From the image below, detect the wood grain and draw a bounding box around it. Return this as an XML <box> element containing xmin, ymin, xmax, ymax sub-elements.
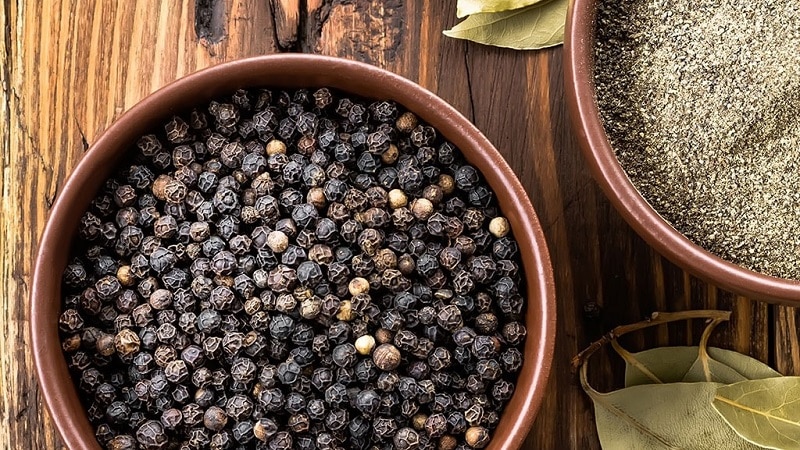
<box><xmin>271</xmin><ymin>0</ymin><xmax>300</xmax><ymax>49</ymax></box>
<box><xmin>2</xmin><ymin>0</ymin><xmax>799</xmax><ymax>448</ymax></box>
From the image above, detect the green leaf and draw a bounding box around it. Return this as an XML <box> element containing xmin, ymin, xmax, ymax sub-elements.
<box><xmin>587</xmin><ymin>382</ymin><xmax>763</xmax><ymax>449</ymax></box>
<box><xmin>713</xmin><ymin>377</ymin><xmax>800</xmax><ymax>450</ymax></box>
<box><xmin>443</xmin><ymin>0</ymin><xmax>567</xmax><ymax>50</ymax></box>
<box><xmin>456</xmin><ymin>0</ymin><xmax>549</xmax><ymax>18</ymax></box>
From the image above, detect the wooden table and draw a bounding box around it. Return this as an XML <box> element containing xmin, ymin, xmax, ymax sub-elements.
<box><xmin>4</xmin><ymin>1</ymin><xmax>799</xmax><ymax>448</ymax></box>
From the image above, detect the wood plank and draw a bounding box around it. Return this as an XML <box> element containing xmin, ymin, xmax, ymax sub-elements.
<box><xmin>271</xmin><ymin>0</ymin><xmax>301</xmax><ymax>49</ymax></box>
<box><xmin>3</xmin><ymin>0</ymin><xmax>798</xmax><ymax>448</ymax></box>
<box><xmin>2</xmin><ymin>1</ymin><xmax>275</xmax><ymax>447</ymax></box>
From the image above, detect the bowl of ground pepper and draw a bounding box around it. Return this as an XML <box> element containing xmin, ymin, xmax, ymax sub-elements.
<box><xmin>565</xmin><ymin>0</ymin><xmax>800</xmax><ymax>303</ymax></box>
<box><xmin>31</xmin><ymin>55</ymin><xmax>556</xmax><ymax>449</ymax></box>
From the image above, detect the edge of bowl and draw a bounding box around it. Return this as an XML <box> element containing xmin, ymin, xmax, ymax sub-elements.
<box><xmin>564</xmin><ymin>0</ymin><xmax>800</xmax><ymax>304</ymax></box>
<box><xmin>32</xmin><ymin>54</ymin><xmax>557</xmax><ymax>449</ymax></box>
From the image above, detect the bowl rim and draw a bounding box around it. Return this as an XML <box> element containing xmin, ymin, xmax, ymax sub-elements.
<box><xmin>564</xmin><ymin>0</ymin><xmax>800</xmax><ymax>304</ymax></box>
<box><xmin>31</xmin><ymin>54</ymin><xmax>556</xmax><ymax>449</ymax></box>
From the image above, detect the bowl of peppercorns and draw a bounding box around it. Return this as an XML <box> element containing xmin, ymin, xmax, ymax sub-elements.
<box><xmin>32</xmin><ymin>55</ymin><xmax>555</xmax><ymax>450</ymax></box>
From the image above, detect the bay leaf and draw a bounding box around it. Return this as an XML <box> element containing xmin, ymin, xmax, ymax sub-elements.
<box><xmin>623</xmin><ymin>346</ymin><xmax>698</xmax><ymax>387</ymax></box>
<box><xmin>683</xmin><ymin>353</ymin><xmax>748</xmax><ymax>384</ymax></box>
<box><xmin>682</xmin><ymin>347</ymin><xmax>781</xmax><ymax>383</ymax></box>
<box><xmin>623</xmin><ymin>347</ymin><xmax>780</xmax><ymax>387</ymax></box>
<box><xmin>588</xmin><ymin>382</ymin><xmax>763</xmax><ymax>449</ymax></box>
<box><xmin>713</xmin><ymin>377</ymin><xmax>800</xmax><ymax>450</ymax></box>
<box><xmin>456</xmin><ymin>0</ymin><xmax>549</xmax><ymax>18</ymax></box>
<box><xmin>707</xmin><ymin>347</ymin><xmax>782</xmax><ymax>380</ymax></box>
<box><xmin>443</xmin><ymin>0</ymin><xmax>567</xmax><ymax>50</ymax></box>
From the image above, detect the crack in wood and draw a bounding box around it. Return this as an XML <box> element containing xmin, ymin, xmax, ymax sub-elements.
<box><xmin>315</xmin><ymin>0</ymin><xmax>404</xmax><ymax>66</ymax></box>
<box><xmin>10</xmin><ymin>89</ymin><xmax>45</xmax><ymax>165</ymax></box>
<box><xmin>2</xmin><ymin>0</ymin><xmax>12</xmax><ymax>170</ymax></box>
<box><xmin>75</xmin><ymin>119</ymin><xmax>89</xmax><ymax>152</ymax></box>
<box><xmin>9</xmin><ymin>86</ymin><xmax>58</xmax><ymax>209</ymax></box>
<box><xmin>296</xmin><ymin>0</ymin><xmax>307</xmax><ymax>51</ymax></box>
<box><xmin>271</xmin><ymin>0</ymin><xmax>300</xmax><ymax>50</ymax></box>
<box><xmin>542</xmin><ymin>179</ymin><xmax>595</xmax><ymax>232</ymax></box>
<box><xmin>299</xmin><ymin>0</ymin><xmax>331</xmax><ymax>52</ymax></box>
<box><xmin>194</xmin><ymin>0</ymin><xmax>226</xmax><ymax>45</ymax></box>
<box><xmin>463</xmin><ymin>43</ymin><xmax>476</xmax><ymax>124</ymax></box>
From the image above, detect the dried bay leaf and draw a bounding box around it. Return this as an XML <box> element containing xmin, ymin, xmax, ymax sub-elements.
<box><xmin>713</xmin><ymin>377</ymin><xmax>800</xmax><ymax>450</ymax></box>
<box><xmin>578</xmin><ymin>312</ymin><xmax>782</xmax><ymax>449</ymax></box>
<box><xmin>456</xmin><ymin>0</ymin><xmax>549</xmax><ymax>18</ymax></box>
<box><xmin>622</xmin><ymin>346</ymin><xmax>779</xmax><ymax>387</ymax></box>
<box><xmin>706</xmin><ymin>347</ymin><xmax>782</xmax><ymax>380</ymax></box>
<box><xmin>582</xmin><ymin>365</ymin><xmax>762</xmax><ymax>449</ymax></box>
<box><xmin>683</xmin><ymin>353</ymin><xmax>749</xmax><ymax>384</ymax></box>
<box><xmin>682</xmin><ymin>347</ymin><xmax>781</xmax><ymax>383</ymax></box>
<box><xmin>443</xmin><ymin>0</ymin><xmax>567</xmax><ymax>50</ymax></box>
<box><xmin>621</xmin><ymin>346</ymin><xmax>699</xmax><ymax>386</ymax></box>
<box><xmin>682</xmin><ymin>319</ymin><xmax>780</xmax><ymax>384</ymax></box>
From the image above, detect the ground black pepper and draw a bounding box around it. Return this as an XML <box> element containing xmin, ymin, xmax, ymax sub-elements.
<box><xmin>596</xmin><ymin>0</ymin><xmax>800</xmax><ymax>279</ymax></box>
<box><xmin>60</xmin><ymin>88</ymin><xmax>525</xmax><ymax>449</ymax></box>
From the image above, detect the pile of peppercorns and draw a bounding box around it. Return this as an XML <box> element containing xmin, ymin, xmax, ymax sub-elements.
<box><xmin>59</xmin><ymin>87</ymin><xmax>526</xmax><ymax>450</ymax></box>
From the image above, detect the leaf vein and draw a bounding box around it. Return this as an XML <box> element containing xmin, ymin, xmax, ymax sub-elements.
<box><xmin>714</xmin><ymin>395</ymin><xmax>800</xmax><ymax>427</ymax></box>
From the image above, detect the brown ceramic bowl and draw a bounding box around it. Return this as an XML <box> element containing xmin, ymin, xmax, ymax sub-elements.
<box><xmin>565</xmin><ymin>0</ymin><xmax>800</xmax><ymax>303</ymax></box>
<box><xmin>32</xmin><ymin>55</ymin><xmax>556</xmax><ymax>449</ymax></box>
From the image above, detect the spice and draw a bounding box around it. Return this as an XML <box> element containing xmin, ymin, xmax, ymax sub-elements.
<box><xmin>373</xmin><ymin>343</ymin><xmax>402</xmax><ymax>371</ymax></box>
<box><xmin>595</xmin><ymin>0</ymin><xmax>800</xmax><ymax>278</ymax></box>
<box><xmin>265</xmin><ymin>139</ymin><xmax>286</xmax><ymax>155</ymax></box>
<box><xmin>396</xmin><ymin>112</ymin><xmax>418</xmax><ymax>133</ymax></box>
<box><xmin>113</xmin><ymin>329</ymin><xmax>139</xmax><ymax>356</ymax></box>
<box><xmin>59</xmin><ymin>88</ymin><xmax>525</xmax><ymax>449</ymax></box>
<box><xmin>388</xmin><ymin>188</ymin><xmax>408</xmax><ymax>209</ymax></box>
<box><xmin>488</xmin><ymin>216</ymin><xmax>510</xmax><ymax>238</ymax></box>
<box><xmin>410</xmin><ymin>198</ymin><xmax>434</xmax><ymax>220</ymax></box>
<box><xmin>347</xmin><ymin>277</ymin><xmax>369</xmax><ymax>296</ymax></box>
<box><xmin>355</xmin><ymin>335</ymin><xmax>376</xmax><ymax>355</ymax></box>
<box><xmin>465</xmin><ymin>426</ymin><xmax>490</xmax><ymax>448</ymax></box>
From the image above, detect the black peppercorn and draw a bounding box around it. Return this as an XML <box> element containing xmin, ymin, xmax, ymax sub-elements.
<box><xmin>500</xmin><ymin>348</ymin><xmax>523</xmax><ymax>374</ymax></box>
<box><xmin>500</xmin><ymin>321</ymin><xmax>526</xmax><ymax>346</ymax></box>
<box><xmin>276</xmin><ymin>359</ymin><xmax>301</xmax><ymax>385</ymax></box>
<box><xmin>428</xmin><ymin>347</ymin><xmax>452</xmax><ymax>372</ymax></box>
<box><xmin>476</xmin><ymin>359</ymin><xmax>502</xmax><ymax>381</ymax></box>
<box><xmin>61</xmin><ymin>89</ymin><xmax>526</xmax><ymax>450</ymax></box>
<box><xmin>373</xmin><ymin>417</ymin><xmax>398</xmax><ymax>441</ymax></box>
<box><xmin>187</xmin><ymin>427</ymin><xmax>211</xmax><ymax>447</ymax></box>
<box><xmin>472</xmin><ymin>336</ymin><xmax>500</xmax><ymax>360</ymax></box>
<box><xmin>109</xmin><ymin>434</ymin><xmax>138</xmax><ymax>450</ymax></box>
<box><xmin>59</xmin><ymin>309</ymin><xmax>85</xmax><ymax>333</ymax></box>
<box><xmin>436</xmin><ymin>305</ymin><xmax>463</xmax><ymax>333</ymax></box>
<box><xmin>231</xmin><ymin>420</ymin><xmax>254</xmax><ymax>444</ymax></box>
<box><xmin>253</xmin><ymin>417</ymin><xmax>278</xmax><ymax>442</ymax></box>
<box><xmin>135</xmin><ymin>420</ymin><xmax>168</xmax><ymax>449</ymax></box>
<box><xmin>465</xmin><ymin>426</ymin><xmax>490</xmax><ymax>448</ymax></box>
<box><xmin>394</xmin><ymin>427</ymin><xmax>421</xmax><ymax>450</ymax></box>
<box><xmin>164</xmin><ymin>360</ymin><xmax>189</xmax><ymax>383</ymax></box>
<box><xmin>296</xmin><ymin>260</ymin><xmax>323</xmax><ymax>287</ymax></box>
<box><xmin>203</xmin><ymin>406</ymin><xmax>228</xmax><ymax>432</ymax></box>
<box><xmin>329</xmin><ymin>343</ymin><xmax>355</xmax><ymax>368</ymax></box>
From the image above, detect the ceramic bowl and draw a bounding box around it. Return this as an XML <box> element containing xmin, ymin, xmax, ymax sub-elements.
<box><xmin>565</xmin><ymin>0</ymin><xmax>800</xmax><ymax>303</ymax></box>
<box><xmin>32</xmin><ymin>54</ymin><xmax>556</xmax><ymax>449</ymax></box>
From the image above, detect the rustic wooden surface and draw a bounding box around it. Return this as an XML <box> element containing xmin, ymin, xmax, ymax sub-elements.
<box><xmin>2</xmin><ymin>0</ymin><xmax>799</xmax><ymax>448</ymax></box>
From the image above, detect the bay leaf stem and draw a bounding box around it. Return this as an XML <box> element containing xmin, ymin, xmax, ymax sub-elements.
<box><xmin>611</xmin><ymin>339</ymin><xmax>664</xmax><ymax>384</ymax></box>
<box><xmin>698</xmin><ymin>318</ymin><xmax>725</xmax><ymax>381</ymax></box>
<box><xmin>571</xmin><ymin>310</ymin><xmax>732</xmax><ymax>372</ymax></box>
